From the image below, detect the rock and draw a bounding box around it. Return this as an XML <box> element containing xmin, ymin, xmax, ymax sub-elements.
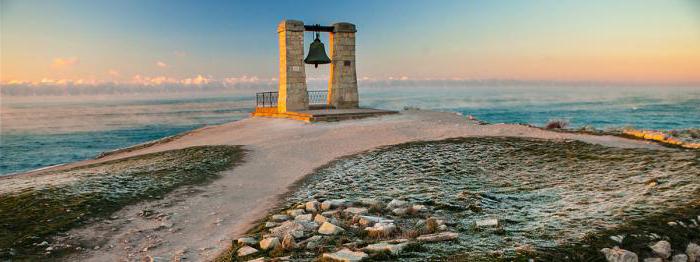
<box><xmin>411</xmin><ymin>204</ymin><xmax>427</xmax><ymax>212</ymax></box>
<box><xmin>688</xmin><ymin>243</ymin><xmax>700</xmax><ymax>262</ymax></box>
<box><xmin>438</xmin><ymin>224</ymin><xmax>448</xmax><ymax>231</ymax></box>
<box><xmin>601</xmin><ymin>247</ymin><xmax>638</xmax><ymax>262</ymax></box>
<box><xmin>322</xmin><ymin>210</ymin><xmax>340</xmax><ymax>217</ymax></box>
<box><xmin>269</xmin><ymin>221</ymin><xmax>304</xmax><ymax>239</ymax></box>
<box><xmin>305</xmin><ymin>201</ymin><xmax>320</xmax><ymax>213</ymax></box>
<box><xmin>365</xmin><ymin>222</ymin><xmax>396</xmax><ymax>237</ymax></box>
<box><xmin>286</xmin><ymin>209</ymin><xmax>305</xmax><ymax>217</ymax></box>
<box><xmin>237</xmin><ymin>237</ymin><xmax>257</xmax><ymax>246</ymax></box>
<box><xmin>391</xmin><ymin>208</ymin><xmax>408</xmax><ymax>216</ymax></box>
<box><xmin>322</xmin><ymin>248</ymin><xmax>368</xmax><ymax>262</ymax></box>
<box><xmin>673</xmin><ymin>254</ymin><xmax>689</xmax><ymax>262</ymax></box>
<box><xmin>271</xmin><ymin>214</ymin><xmax>290</xmax><ymax>222</ymax></box>
<box><xmin>644</xmin><ymin>258</ymin><xmax>662</xmax><ymax>262</ymax></box>
<box><xmin>610</xmin><ymin>235</ymin><xmax>625</xmax><ymax>243</ymax></box>
<box><xmin>318</xmin><ymin>222</ymin><xmax>345</xmax><ymax>235</ymax></box>
<box><xmin>416</xmin><ymin>232</ymin><xmax>459</xmax><ymax>242</ymax></box>
<box><xmin>363</xmin><ymin>242</ymin><xmax>407</xmax><ymax>255</ymax></box>
<box><xmin>358</xmin><ymin>216</ymin><xmax>393</xmax><ymax>227</ymax></box>
<box><xmin>343</xmin><ymin>207</ymin><xmax>368</xmax><ymax>216</ymax></box>
<box><xmin>281</xmin><ymin>233</ymin><xmax>296</xmax><ymax>250</ymax></box>
<box><xmin>321</xmin><ymin>199</ymin><xmax>346</xmax><ymax>211</ymax></box>
<box><xmin>358</xmin><ymin>198</ymin><xmax>383</xmax><ymax>207</ymax></box>
<box><xmin>314</xmin><ymin>214</ymin><xmax>328</xmax><ymax>224</ymax></box>
<box><xmin>259</xmin><ymin>237</ymin><xmax>280</xmax><ymax>250</ymax></box>
<box><xmin>295</xmin><ymin>214</ymin><xmax>313</xmax><ymax>222</ymax></box>
<box><xmin>236</xmin><ymin>245</ymin><xmax>258</xmax><ymax>257</ymax></box>
<box><xmin>475</xmin><ymin>218</ymin><xmax>499</xmax><ymax>228</ymax></box>
<box><xmin>246</xmin><ymin>258</ymin><xmax>266</xmax><ymax>262</ymax></box>
<box><xmin>650</xmin><ymin>240</ymin><xmax>672</xmax><ymax>258</ymax></box>
<box><xmin>290</xmin><ymin>230</ymin><xmax>305</xmax><ymax>239</ymax></box>
<box><xmin>264</xmin><ymin>222</ymin><xmax>277</xmax><ymax>228</ymax></box>
<box><xmin>37</xmin><ymin>241</ymin><xmax>49</xmax><ymax>246</ymax></box>
<box><xmin>297</xmin><ymin>221</ymin><xmax>320</xmax><ymax>231</ymax></box>
<box><xmin>387</xmin><ymin>199</ymin><xmax>408</xmax><ymax>209</ymax></box>
<box><xmin>302</xmin><ymin>235</ymin><xmax>323</xmax><ymax>250</ymax></box>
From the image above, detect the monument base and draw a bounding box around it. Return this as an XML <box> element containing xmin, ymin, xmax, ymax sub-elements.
<box><xmin>251</xmin><ymin>108</ymin><xmax>397</xmax><ymax>122</ymax></box>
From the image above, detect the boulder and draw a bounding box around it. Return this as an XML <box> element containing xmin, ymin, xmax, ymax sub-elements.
<box><xmin>343</xmin><ymin>207</ymin><xmax>368</xmax><ymax>216</ymax></box>
<box><xmin>236</xmin><ymin>245</ymin><xmax>258</xmax><ymax>257</ymax></box>
<box><xmin>363</xmin><ymin>242</ymin><xmax>408</xmax><ymax>255</ymax></box>
<box><xmin>322</xmin><ymin>248</ymin><xmax>368</xmax><ymax>262</ymax></box>
<box><xmin>286</xmin><ymin>209</ymin><xmax>305</xmax><ymax>217</ymax></box>
<box><xmin>600</xmin><ymin>247</ymin><xmax>638</xmax><ymax>262</ymax></box>
<box><xmin>387</xmin><ymin>199</ymin><xmax>408</xmax><ymax>209</ymax></box>
<box><xmin>321</xmin><ymin>199</ymin><xmax>346</xmax><ymax>211</ymax></box>
<box><xmin>295</xmin><ymin>214</ymin><xmax>313</xmax><ymax>222</ymax></box>
<box><xmin>236</xmin><ymin>237</ymin><xmax>257</xmax><ymax>246</ymax></box>
<box><xmin>318</xmin><ymin>222</ymin><xmax>345</xmax><ymax>235</ymax></box>
<box><xmin>365</xmin><ymin>222</ymin><xmax>396</xmax><ymax>237</ymax></box>
<box><xmin>305</xmin><ymin>201</ymin><xmax>320</xmax><ymax>213</ymax></box>
<box><xmin>416</xmin><ymin>232</ymin><xmax>459</xmax><ymax>242</ymax></box>
<box><xmin>673</xmin><ymin>254</ymin><xmax>689</xmax><ymax>262</ymax></box>
<box><xmin>688</xmin><ymin>243</ymin><xmax>700</xmax><ymax>262</ymax></box>
<box><xmin>259</xmin><ymin>237</ymin><xmax>280</xmax><ymax>250</ymax></box>
<box><xmin>270</xmin><ymin>214</ymin><xmax>289</xmax><ymax>222</ymax></box>
<box><xmin>650</xmin><ymin>240</ymin><xmax>672</xmax><ymax>258</ymax></box>
<box><xmin>475</xmin><ymin>218</ymin><xmax>499</xmax><ymax>228</ymax></box>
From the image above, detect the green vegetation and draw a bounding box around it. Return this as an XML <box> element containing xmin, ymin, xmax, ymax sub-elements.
<box><xmin>0</xmin><ymin>145</ymin><xmax>245</xmax><ymax>260</ymax></box>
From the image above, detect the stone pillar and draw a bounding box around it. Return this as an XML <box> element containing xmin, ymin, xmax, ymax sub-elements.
<box><xmin>328</xmin><ymin>22</ymin><xmax>359</xmax><ymax>109</ymax></box>
<box><xmin>278</xmin><ymin>20</ymin><xmax>308</xmax><ymax>112</ymax></box>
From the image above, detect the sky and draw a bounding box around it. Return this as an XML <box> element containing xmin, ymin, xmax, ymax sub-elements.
<box><xmin>1</xmin><ymin>0</ymin><xmax>700</xmax><ymax>87</ymax></box>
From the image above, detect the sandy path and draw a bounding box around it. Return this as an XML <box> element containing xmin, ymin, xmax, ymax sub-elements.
<box><xmin>3</xmin><ymin>110</ymin><xmax>664</xmax><ymax>261</ymax></box>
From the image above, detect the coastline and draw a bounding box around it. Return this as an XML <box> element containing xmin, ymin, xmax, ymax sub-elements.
<box><xmin>0</xmin><ymin>110</ymin><xmax>675</xmax><ymax>261</ymax></box>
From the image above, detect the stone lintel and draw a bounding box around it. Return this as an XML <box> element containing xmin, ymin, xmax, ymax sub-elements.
<box><xmin>278</xmin><ymin>20</ymin><xmax>305</xmax><ymax>32</ymax></box>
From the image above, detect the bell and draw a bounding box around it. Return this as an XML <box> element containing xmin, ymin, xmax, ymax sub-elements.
<box><xmin>304</xmin><ymin>32</ymin><xmax>331</xmax><ymax>68</ymax></box>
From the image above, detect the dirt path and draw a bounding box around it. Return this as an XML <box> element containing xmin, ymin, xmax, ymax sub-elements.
<box><xmin>2</xmin><ymin>110</ymin><xmax>665</xmax><ymax>261</ymax></box>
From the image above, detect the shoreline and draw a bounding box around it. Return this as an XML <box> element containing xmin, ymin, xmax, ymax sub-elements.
<box><xmin>0</xmin><ymin>110</ymin><xmax>674</xmax><ymax>261</ymax></box>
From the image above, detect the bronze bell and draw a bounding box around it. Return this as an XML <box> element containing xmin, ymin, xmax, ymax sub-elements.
<box><xmin>304</xmin><ymin>32</ymin><xmax>331</xmax><ymax>68</ymax></box>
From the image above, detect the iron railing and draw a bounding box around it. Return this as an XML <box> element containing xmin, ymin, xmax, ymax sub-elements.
<box><xmin>255</xmin><ymin>90</ymin><xmax>328</xmax><ymax>108</ymax></box>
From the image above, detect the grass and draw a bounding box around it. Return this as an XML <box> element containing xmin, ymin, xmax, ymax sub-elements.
<box><xmin>0</xmin><ymin>145</ymin><xmax>245</xmax><ymax>260</ymax></box>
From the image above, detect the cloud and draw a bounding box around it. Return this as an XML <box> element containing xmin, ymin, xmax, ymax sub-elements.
<box><xmin>108</xmin><ymin>69</ymin><xmax>120</xmax><ymax>77</ymax></box>
<box><xmin>51</xmin><ymin>57</ymin><xmax>79</xmax><ymax>69</ymax></box>
<box><xmin>156</xmin><ymin>61</ymin><xmax>168</xmax><ymax>68</ymax></box>
<box><xmin>174</xmin><ymin>51</ymin><xmax>187</xmax><ymax>57</ymax></box>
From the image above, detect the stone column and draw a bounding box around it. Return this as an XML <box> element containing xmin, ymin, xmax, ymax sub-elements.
<box><xmin>328</xmin><ymin>22</ymin><xmax>359</xmax><ymax>109</ymax></box>
<box><xmin>277</xmin><ymin>20</ymin><xmax>308</xmax><ymax>112</ymax></box>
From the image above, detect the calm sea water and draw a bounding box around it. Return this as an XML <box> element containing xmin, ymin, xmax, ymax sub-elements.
<box><xmin>1</xmin><ymin>86</ymin><xmax>698</xmax><ymax>175</ymax></box>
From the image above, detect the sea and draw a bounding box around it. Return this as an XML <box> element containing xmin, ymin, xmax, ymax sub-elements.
<box><xmin>1</xmin><ymin>85</ymin><xmax>698</xmax><ymax>176</ymax></box>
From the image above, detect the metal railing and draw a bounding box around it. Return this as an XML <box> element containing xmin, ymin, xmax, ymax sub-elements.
<box><xmin>255</xmin><ymin>90</ymin><xmax>328</xmax><ymax>108</ymax></box>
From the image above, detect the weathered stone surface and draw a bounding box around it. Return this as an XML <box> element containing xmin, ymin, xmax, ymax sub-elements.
<box><xmin>237</xmin><ymin>237</ymin><xmax>257</xmax><ymax>246</ymax></box>
<box><xmin>295</xmin><ymin>214</ymin><xmax>313</xmax><ymax>222</ymax></box>
<box><xmin>601</xmin><ymin>247</ymin><xmax>638</xmax><ymax>262</ymax></box>
<box><xmin>236</xmin><ymin>245</ymin><xmax>258</xmax><ymax>257</ymax></box>
<box><xmin>321</xmin><ymin>199</ymin><xmax>346</xmax><ymax>211</ymax></box>
<box><xmin>302</xmin><ymin>235</ymin><xmax>323</xmax><ymax>250</ymax></box>
<box><xmin>269</xmin><ymin>221</ymin><xmax>304</xmax><ymax>239</ymax></box>
<box><xmin>322</xmin><ymin>210</ymin><xmax>340</xmax><ymax>217</ymax></box>
<box><xmin>673</xmin><ymin>254</ymin><xmax>689</xmax><ymax>262</ymax></box>
<box><xmin>246</xmin><ymin>257</ymin><xmax>266</xmax><ymax>262</ymax></box>
<box><xmin>387</xmin><ymin>199</ymin><xmax>408</xmax><ymax>209</ymax></box>
<box><xmin>286</xmin><ymin>209</ymin><xmax>305</xmax><ymax>217</ymax></box>
<box><xmin>322</xmin><ymin>248</ymin><xmax>368</xmax><ymax>262</ymax></box>
<box><xmin>358</xmin><ymin>198</ymin><xmax>383</xmax><ymax>207</ymax></box>
<box><xmin>264</xmin><ymin>222</ymin><xmax>277</xmax><ymax>228</ymax></box>
<box><xmin>365</xmin><ymin>222</ymin><xmax>396</xmax><ymax>237</ymax></box>
<box><xmin>271</xmin><ymin>214</ymin><xmax>289</xmax><ymax>222</ymax></box>
<box><xmin>475</xmin><ymin>218</ymin><xmax>499</xmax><ymax>228</ymax></box>
<box><xmin>391</xmin><ymin>208</ymin><xmax>408</xmax><ymax>216</ymax></box>
<box><xmin>281</xmin><ymin>233</ymin><xmax>297</xmax><ymax>250</ymax></box>
<box><xmin>358</xmin><ymin>216</ymin><xmax>393</xmax><ymax>227</ymax></box>
<box><xmin>688</xmin><ymin>243</ymin><xmax>700</xmax><ymax>262</ymax></box>
<box><xmin>416</xmin><ymin>232</ymin><xmax>459</xmax><ymax>242</ymax></box>
<box><xmin>650</xmin><ymin>240</ymin><xmax>672</xmax><ymax>258</ymax></box>
<box><xmin>314</xmin><ymin>214</ymin><xmax>328</xmax><ymax>224</ymax></box>
<box><xmin>259</xmin><ymin>237</ymin><xmax>280</xmax><ymax>250</ymax></box>
<box><xmin>297</xmin><ymin>221</ymin><xmax>320</xmax><ymax>231</ymax></box>
<box><xmin>363</xmin><ymin>242</ymin><xmax>407</xmax><ymax>255</ymax></box>
<box><xmin>643</xmin><ymin>258</ymin><xmax>662</xmax><ymax>262</ymax></box>
<box><xmin>318</xmin><ymin>222</ymin><xmax>345</xmax><ymax>235</ymax></box>
<box><xmin>343</xmin><ymin>207</ymin><xmax>368</xmax><ymax>215</ymax></box>
<box><xmin>305</xmin><ymin>201</ymin><xmax>320</xmax><ymax>213</ymax></box>
<box><xmin>411</xmin><ymin>204</ymin><xmax>427</xmax><ymax>212</ymax></box>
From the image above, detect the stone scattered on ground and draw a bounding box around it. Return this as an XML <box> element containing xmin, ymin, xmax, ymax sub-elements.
<box><xmin>271</xmin><ymin>214</ymin><xmax>289</xmax><ymax>222</ymax></box>
<box><xmin>322</xmin><ymin>248</ymin><xmax>368</xmax><ymax>262</ymax></box>
<box><xmin>363</xmin><ymin>242</ymin><xmax>407</xmax><ymax>255</ymax></box>
<box><xmin>236</xmin><ymin>245</ymin><xmax>258</xmax><ymax>257</ymax></box>
<box><xmin>688</xmin><ymin>243</ymin><xmax>700</xmax><ymax>262</ymax></box>
<box><xmin>237</xmin><ymin>237</ymin><xmax>257</xmax><ymax>246</ymax></box>
<box><xmin>321</xmin><ymin>199</ymin><xmax>346</xmax><ymax>211</ymax></box>
<box><xmin>601</xmin><ymin>246</ymin><xmax>638</xmax><ymax>262</ymax></box>
<box><xmin>673</xmin><ymin>254</ymin><xmax>689</xmax><ymax>262</ymax></box>
<box><xmin>318</xmin><ymin>222</ymin><xmax>345</xmax><ymax>235</ymax></box>
<box><xmin>416</xmin><ymin>232</ymin><xmax>459</xmax><ymax>242</ymax></box>
<box><xmin>650</xmin><ymin>240</ymin><xmax>672</xmax><ymax>259</ymax></box>
<box><xmin>475</xmin><ymin>218</ymin><xmax>499</xmax><ymax>228</ymax></box>
<box><xmin>259</xmin><ymin>237</ymin><xmax>280</xmax><ymax>250</ymax></box>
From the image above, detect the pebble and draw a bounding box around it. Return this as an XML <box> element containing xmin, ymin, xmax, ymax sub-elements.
<box><xmin>322</xmin><ymin>248</ymin><xmax>368</xmax><ymax>262</ymax></box>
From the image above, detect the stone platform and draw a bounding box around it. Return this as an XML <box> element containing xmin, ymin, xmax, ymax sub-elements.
<box><xmin>251</xmin><ymin>108</ymin><xmax>398</xmax><ymax>122</ymax></box>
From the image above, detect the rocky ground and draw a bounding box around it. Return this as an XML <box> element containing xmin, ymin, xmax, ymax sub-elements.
<box><xmin>223</xmin><ymin>137</ymin><xmax>699</xmax><ymax>261</ymax></box>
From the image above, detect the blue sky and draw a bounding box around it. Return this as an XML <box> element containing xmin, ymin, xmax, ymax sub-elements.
<box><xmin>2</xmin><ymin>0</ymin><xmax>699</xmax><ymax>84</ymax></box>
